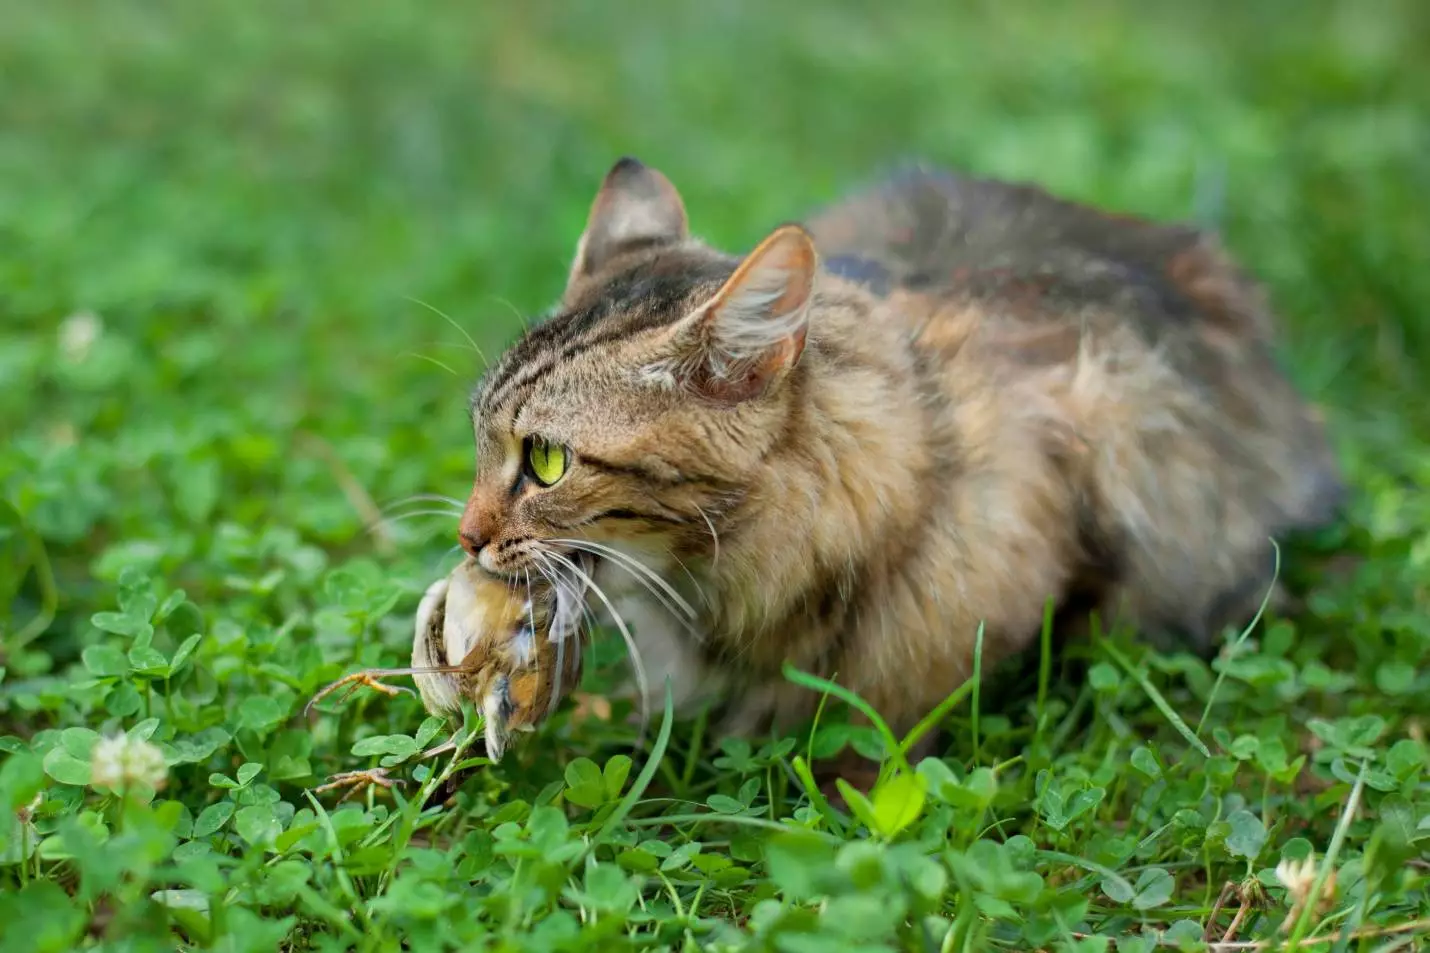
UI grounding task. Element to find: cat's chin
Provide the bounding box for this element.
[468,566,526,591]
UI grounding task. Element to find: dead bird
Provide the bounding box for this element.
[306,556,589,800]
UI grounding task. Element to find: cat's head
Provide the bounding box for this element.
[458,157,819,581]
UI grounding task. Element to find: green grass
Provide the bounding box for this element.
[2,1,1429,950]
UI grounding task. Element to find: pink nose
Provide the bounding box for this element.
[459,490,496,560]
[459,528,488,559]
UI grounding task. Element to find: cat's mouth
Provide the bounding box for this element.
[471,564,527,588]
[476,547,600,593]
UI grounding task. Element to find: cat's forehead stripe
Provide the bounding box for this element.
[478,281,688,414]
[476,255,735,417]
[480,320,650,419]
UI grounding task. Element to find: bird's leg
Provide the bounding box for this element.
[303,668,421,716]
[313,767,405,803]
[313,736,466,804]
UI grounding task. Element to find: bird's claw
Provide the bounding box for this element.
[305,670,416,716]
[313,768,406,803]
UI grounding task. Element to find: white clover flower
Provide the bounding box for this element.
[1275,852,1337,932]
[58,310,103,362]
[89,734,168,792]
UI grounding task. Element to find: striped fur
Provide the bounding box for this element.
[457,157,1344,735]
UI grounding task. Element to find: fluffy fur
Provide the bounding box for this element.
[457,157,1343,736]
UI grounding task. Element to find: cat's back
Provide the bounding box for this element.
[804,164,1274,346]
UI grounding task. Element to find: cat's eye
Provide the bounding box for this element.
[522,435,569,487]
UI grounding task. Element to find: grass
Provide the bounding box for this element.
[2,1,1428,950]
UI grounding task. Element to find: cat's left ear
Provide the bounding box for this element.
[661,224,817,403]
[567,157,689,289]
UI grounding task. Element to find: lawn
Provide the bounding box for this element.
[2,1,1429,950]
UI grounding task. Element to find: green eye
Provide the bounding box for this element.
[523,436,569,487]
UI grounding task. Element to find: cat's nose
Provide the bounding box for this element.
[458,528,489,559]
[459,492,497,560]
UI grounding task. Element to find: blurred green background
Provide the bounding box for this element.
[3,3,1430,947]
[3,0,1428,686]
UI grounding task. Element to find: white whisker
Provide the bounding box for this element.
[381,493,466,513]
[694,504,721,568]
[374,508,463,524]
[552,633,567,719]
[365,510,463,539]
[485,294,531,333]
[549,537,696,621]
[532,559,579,717]
[537,548,650,738]
[665,548,715,614]
[401,351,460,376]
[547,555,603,638]
[430,544,465,577]
[523,567,538,677]
[404,295,490,370]
[539,555,597,716]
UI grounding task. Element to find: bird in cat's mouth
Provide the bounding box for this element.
[308,550,597,782]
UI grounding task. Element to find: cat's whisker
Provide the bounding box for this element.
[365,509,464,538]
[551,632,566,719]
[401,351,459,376]
[404,295,490,370]
[548,538,696,621]
[530,559,578,718]
[484,294,531,333]
[567,546,698,637]
[523,567,538,678]
[534,555,591,718]
[548,559,590,643]
[537,548,650,739]
[375,508,463,523]
[380,493,466,513]
[368,511,463,535]
[544,555,603,636]
[663,548,715,614]
[693,505,722,569]
[431,544,465,577]
[428,341,495,356]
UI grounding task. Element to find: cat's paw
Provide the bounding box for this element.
[412,559,588,761]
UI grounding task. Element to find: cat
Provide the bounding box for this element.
[455,156,1343,746]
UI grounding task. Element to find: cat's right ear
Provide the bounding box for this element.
[653,223,817,404]
[566,157,688,289]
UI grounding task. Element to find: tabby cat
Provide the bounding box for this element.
[456,156,1342,742]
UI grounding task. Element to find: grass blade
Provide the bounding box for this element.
[781,663,908,775]
[1101,640,1210,759]
[1195,539,1281,737]
[596,680,675,844]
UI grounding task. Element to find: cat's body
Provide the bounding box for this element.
[459,159,1342,737]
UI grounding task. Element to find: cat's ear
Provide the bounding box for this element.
[661,224,817,403]
[567,157,688,286]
